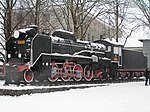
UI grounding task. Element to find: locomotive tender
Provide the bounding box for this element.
[3,26,146,85]
[94,40,146,79]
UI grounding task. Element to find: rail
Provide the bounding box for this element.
[0,65,4,80]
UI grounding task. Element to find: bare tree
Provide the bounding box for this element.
[49,0,111,40]
[16,0,56,32]
[134,0,150,27]
[0,0,39,62]
[14,0,41,28]
[0,0,38,42]
[0,0,17,42]
[102,0,142,45]
[0,0,17,61]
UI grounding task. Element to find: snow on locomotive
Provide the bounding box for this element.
[3,26,119,85]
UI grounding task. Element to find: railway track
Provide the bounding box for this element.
[29,77,145,86]
[0,78,144,96]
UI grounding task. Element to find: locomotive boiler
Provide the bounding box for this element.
[4,26,118,85]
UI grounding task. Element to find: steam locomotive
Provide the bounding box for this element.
[3,26,146,85]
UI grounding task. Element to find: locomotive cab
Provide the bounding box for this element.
[94,39,123,67]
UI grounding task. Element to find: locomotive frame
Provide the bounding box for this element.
[3,27,146,85]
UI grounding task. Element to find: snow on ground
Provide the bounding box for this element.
[0,81,150,112]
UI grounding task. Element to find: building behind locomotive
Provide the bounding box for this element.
[139,38,150,69]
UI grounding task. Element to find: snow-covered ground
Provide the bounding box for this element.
[0,81,149,112]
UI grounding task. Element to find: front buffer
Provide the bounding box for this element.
[3,59,32,85]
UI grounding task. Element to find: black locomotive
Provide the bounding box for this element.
[3,26,146,85]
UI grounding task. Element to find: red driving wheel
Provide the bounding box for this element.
[84,65,93,81]
[73,64,83,81]
[24,69,34,83]
[61,64,71,82]
[48,63,59,82]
